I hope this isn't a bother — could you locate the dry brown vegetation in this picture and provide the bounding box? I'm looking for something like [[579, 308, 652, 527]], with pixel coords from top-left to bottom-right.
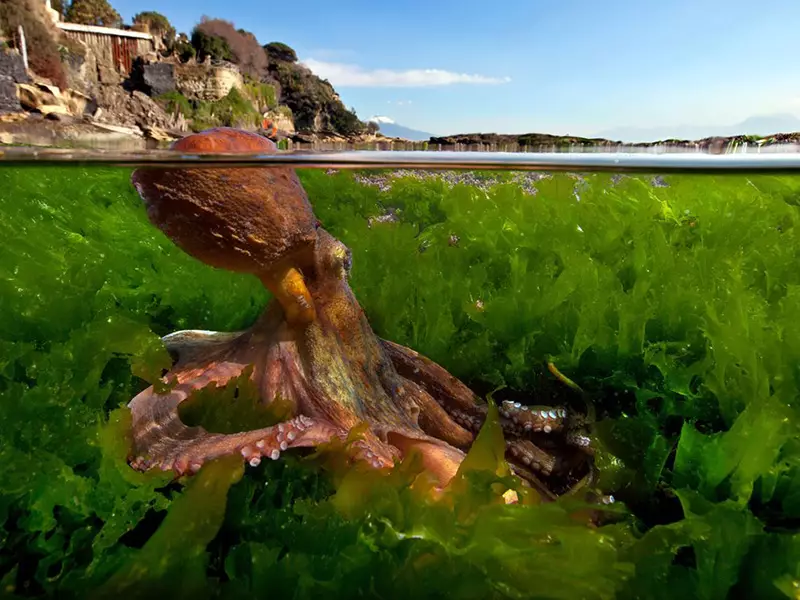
[[0, 0, 67, 88]]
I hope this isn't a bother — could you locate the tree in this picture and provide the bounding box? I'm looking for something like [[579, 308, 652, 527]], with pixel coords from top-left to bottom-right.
[[65, 0, 122, 28], [329, 103, 366, 136], [190, 27, 232, 62], [366, 121, 380, 135], [49, 0, 66, 18], [132, 11, 176, 49], [264, 42, 297, 63], [192, 17, 267, 78], [173, 32, 195, 62]]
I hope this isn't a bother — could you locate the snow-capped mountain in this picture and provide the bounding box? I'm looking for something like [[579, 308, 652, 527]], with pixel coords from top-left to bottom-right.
[[367, 116, 434, 141]]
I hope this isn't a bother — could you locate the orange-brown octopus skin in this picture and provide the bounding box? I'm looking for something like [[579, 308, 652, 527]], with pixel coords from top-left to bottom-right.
[[127, 127, 595, 504]]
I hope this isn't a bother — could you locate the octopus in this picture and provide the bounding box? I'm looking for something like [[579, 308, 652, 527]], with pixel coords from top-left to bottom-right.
[[127, 127, 596, 502]]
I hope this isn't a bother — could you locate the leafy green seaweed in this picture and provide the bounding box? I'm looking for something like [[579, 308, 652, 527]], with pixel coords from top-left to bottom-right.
[[2, 165, 800, 598]]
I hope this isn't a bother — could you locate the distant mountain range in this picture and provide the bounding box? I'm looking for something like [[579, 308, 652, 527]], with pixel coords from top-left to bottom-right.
[[366, 116, 433, 141], [596, 113, 800, 143]]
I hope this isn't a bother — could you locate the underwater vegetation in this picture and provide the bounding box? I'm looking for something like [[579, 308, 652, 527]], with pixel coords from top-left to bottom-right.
[[2, 153, 800, 598]]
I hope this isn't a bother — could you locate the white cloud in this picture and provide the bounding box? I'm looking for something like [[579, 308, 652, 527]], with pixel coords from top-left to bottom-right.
[[368, 115, 396, 124], [301, 58, 511, 88]]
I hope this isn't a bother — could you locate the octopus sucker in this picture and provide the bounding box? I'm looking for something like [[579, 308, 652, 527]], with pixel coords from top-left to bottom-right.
[[127, 127, 597, 503]]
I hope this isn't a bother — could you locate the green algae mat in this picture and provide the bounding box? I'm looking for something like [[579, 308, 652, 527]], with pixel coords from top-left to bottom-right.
[[2, 167, 800, 599]]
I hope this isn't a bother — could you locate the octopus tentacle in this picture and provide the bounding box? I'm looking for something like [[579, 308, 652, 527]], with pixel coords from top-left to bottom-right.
[[506, 439, 558, 476], [131, 414, 338, 476], [380, 338, 483, 415], [499, 401, 567, 435], [401, 380, 474, 448], [380, 337, 590, 481]]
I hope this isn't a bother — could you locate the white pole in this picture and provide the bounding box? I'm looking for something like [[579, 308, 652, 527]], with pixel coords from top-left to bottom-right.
[[17, 25, 28, 71]]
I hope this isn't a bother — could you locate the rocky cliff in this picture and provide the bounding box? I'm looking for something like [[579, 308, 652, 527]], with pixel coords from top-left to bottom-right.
[[0, 4, 375, 146], [0, 51, 29, 113]]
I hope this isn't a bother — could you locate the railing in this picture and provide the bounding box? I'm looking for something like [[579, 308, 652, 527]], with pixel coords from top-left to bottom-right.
[[55, 22, 154, 41]]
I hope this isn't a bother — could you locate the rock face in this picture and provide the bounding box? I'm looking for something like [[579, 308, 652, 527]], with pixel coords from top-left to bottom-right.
[[0, 81, 19, 114], [16, 81, 97, 121], [131, 59, 176, 97], [94, 86, 180, 131], [62, 48, 98, 95], [0, 52, 30, 114], [175, 62, 243, 101], [265, 108, 295, 135]]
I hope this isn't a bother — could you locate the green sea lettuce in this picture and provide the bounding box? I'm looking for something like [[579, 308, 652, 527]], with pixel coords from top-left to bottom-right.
[[3, 165, 800, 598]]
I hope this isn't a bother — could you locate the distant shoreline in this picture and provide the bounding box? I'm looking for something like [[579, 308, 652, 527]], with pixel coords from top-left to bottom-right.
[[2, 115, 800, 153]]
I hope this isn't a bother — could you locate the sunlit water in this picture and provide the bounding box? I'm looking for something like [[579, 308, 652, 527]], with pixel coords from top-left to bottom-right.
[[4, 144, 800, 172]]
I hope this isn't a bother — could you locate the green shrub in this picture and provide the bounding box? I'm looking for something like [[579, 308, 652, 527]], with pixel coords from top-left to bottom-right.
[[263, 41, 297, 63], [243, 80, 277, 112], [65, 0, 122, 28], [156, 88, 261, 131], [275, 104, 292, 118], [190, 27, 232, 62], [267, 58, 366, 135], [132, 11, 176, 50], [156, 90, 193, 117]]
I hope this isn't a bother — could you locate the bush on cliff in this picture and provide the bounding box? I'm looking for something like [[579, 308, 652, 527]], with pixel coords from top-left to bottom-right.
[[267, 52, 366, 135], [190, 28, 232, 62], [132, 11, 176, 51], [264, 41, 297, 63], [192, 17, 267, 79], [173, 33, 195, 63], [158, 87, 260, 131], [65, 0, 122, 28]]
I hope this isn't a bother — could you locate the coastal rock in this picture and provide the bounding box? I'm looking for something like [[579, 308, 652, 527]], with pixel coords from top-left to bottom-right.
[[132, 59, 176, 97], [0, 81, 19, 114], [94, 86, 184, 132], [0, 51, 30, 114], [175, 61, 243, 101], [17, 83, 58, 112], [142, 125, 178, 142], [0, 52, 30, 85], [264, 107, 295, 134], [41, 105, 73, 121], [62, 44, 99, 95], [16, 83, 96, 118]]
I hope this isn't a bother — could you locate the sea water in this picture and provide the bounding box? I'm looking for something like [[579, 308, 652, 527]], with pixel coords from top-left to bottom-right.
[[2, 145, 800, 599]]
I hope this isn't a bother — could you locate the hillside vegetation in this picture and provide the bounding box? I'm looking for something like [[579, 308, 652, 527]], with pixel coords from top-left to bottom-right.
[[0, 2, 367, 137]]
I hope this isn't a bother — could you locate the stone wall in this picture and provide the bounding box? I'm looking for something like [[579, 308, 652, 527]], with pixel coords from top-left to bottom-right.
[[175, 61, 243, 101]]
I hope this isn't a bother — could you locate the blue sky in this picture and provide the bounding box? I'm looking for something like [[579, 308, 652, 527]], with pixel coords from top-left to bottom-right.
[[110, 0, 800, 138]]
